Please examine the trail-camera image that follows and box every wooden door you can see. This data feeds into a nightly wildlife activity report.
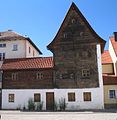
[46,92,54,110]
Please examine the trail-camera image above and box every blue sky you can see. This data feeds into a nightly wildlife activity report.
[0,0,117,56]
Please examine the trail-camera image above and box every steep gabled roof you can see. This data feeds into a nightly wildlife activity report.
[0,30,42,54]
[101,50,113,64]
[110,36,117,56]
[47,2,106,52]
[1,57,53,70]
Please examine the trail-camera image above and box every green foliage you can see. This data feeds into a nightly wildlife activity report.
[59,98,67,111]
[54,101,58,111]
[28,98,35,111]
[36,102,43,111]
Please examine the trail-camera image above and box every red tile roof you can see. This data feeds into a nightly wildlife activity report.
[1,57,53,70]
[103,74,117,85]
[110,36,117,56]
[101,50,112,64]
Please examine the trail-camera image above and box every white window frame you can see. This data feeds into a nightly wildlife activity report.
[13,44,18,51]
[109,90,116,99]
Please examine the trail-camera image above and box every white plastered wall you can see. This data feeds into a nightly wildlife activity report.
[0,40,26,59]
[25,40,39,58]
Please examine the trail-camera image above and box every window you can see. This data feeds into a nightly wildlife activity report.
[109,90,116,98]
[34,93,41,102]
[63,33,67,38]
[29,47,31,53]
[33,50,35,56]
[0,44,6,47]
[12,73,18,80]
[71,18,76,24]
[0,53,5,60]
[83,92,91,101]
[82,69,90,77]
[13,44,18,51]
[36,72,43,80]
[68,93,75,102]
[9,94,14,102]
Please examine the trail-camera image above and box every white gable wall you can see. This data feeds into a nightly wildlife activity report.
[25,40,39,58]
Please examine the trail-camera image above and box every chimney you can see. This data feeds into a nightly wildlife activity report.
[114,32,117,41]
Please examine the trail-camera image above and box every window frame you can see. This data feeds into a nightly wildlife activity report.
[0,53,5,60]
[109,90,116,99]
[12,44,18,51]
[68,92,75,102]
[29,47,31,53]
[83,92,91,102]
[9,94,15,102]
[34,93,41,102]
[0,43,6,48]
[12,73,18,80]
[36,72,43,80]
[82,69,90,77]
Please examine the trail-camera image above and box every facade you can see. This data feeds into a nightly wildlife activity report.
[102,33,117,108]
[1,3,106,110]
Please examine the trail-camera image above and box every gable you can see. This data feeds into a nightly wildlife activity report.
[47,2,106,52]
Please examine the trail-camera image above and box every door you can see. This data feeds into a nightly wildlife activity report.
[46,92,54,110]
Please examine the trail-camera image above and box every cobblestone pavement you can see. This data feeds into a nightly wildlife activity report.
[0,111,117,120]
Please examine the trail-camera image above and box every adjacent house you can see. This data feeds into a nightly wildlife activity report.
[102,33,117,108]
[1,3,106,110]
[0,30,42,60]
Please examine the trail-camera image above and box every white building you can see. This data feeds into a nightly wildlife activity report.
[0,30,42,60]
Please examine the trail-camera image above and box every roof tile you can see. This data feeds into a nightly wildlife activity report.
[101,50,112,64]
[1,57,53,70]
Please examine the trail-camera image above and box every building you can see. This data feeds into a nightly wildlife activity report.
[0,30,42,109]
[102,33,117,108]
[1,2,106,110]
[0,30,42,60]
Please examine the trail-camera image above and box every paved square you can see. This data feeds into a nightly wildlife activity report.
[0,111,117,120]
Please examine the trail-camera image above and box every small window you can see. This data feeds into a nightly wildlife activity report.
[36,72,43,80]
[13,44,18,51]
[34,93,41,102]
[0,53,5,60]
[9,94,14,102]
[0,44,6,47]
[33,50,35,56]
[83,92,91,101]
[68,93,75,102]
[63,33,67,38]
[12,73,18,80]
[29,47,31,53]
[82,69,90,77]
[71,19,76,24]
[109,90,116,98]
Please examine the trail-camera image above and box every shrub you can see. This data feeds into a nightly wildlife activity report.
[36,102,43,111]
[27,98,35,111]
[54,101,58,111]
[59,98,67,111]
